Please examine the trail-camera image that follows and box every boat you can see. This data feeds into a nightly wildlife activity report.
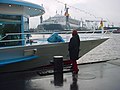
[36,5,87,33]
[0,0,108,73]
[37,14,81,32]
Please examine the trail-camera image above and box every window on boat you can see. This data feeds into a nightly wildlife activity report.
[0,14,22,47]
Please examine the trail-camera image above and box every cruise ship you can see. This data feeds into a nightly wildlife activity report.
[37,14,82,32]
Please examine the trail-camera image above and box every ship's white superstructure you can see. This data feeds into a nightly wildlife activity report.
[37,14,81,32]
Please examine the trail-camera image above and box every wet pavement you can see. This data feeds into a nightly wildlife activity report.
[78,34,120,64]
[0,60,120,90]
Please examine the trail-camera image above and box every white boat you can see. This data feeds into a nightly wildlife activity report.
[0,0,108,73]
[0,33,108,73]
[37,14,81,32]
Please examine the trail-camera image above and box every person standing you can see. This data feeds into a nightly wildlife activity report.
[68,30,80,74]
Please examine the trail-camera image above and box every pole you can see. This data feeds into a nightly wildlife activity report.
[53,56,63,86]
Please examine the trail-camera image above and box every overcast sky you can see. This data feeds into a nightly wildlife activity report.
[24,0,120,28]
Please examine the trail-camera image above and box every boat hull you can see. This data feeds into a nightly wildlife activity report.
[0,38,108,73]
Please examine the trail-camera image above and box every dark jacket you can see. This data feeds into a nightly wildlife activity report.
[68,35,80,60]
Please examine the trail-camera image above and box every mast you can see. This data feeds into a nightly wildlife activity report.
[64,4,70,30]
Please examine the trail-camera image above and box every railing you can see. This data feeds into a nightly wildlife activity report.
[0,33,29,47]
[0,32,107,47]
[0,33,53,47]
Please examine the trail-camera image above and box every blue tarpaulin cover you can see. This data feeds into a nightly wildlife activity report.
[47,33,65,42]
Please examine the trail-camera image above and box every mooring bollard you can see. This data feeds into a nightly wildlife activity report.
[53,56,63,86]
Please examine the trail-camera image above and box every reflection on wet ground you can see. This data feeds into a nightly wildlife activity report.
[0,61,120,90]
